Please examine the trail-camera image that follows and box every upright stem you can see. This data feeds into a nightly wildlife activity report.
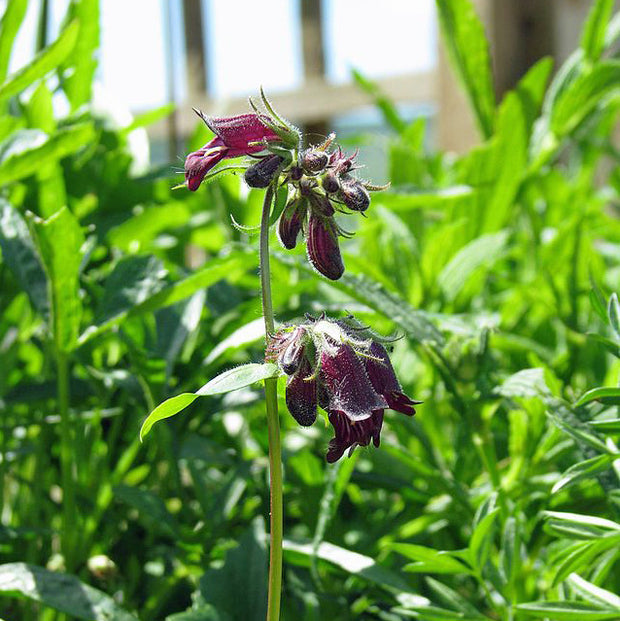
[260,186,283,621]
[57,350,76,571]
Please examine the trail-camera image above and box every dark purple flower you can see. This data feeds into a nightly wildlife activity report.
[244,154,284,188]
[307,214,344,280]
[185,113,282,191]
[268,316,420,462]
[278,198,306,250]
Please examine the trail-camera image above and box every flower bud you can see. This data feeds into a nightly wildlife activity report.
[338,179,370,212]
[289,164,303,181]
[307,215,344,280]
[244,154,283,188]
[285,357,317,426]
[280,327,305,374]
[321,172,340,194]
[301,149,329,173]
[278,198,305,250]
[308,191,334,217]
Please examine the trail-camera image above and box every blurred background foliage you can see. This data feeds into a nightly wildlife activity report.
[1,0,620,620]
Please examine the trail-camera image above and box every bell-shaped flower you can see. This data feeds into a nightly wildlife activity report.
[185,112,283,191]
[268,315,420,462]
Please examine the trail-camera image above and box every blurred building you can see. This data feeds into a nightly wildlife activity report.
[4,0,615,164]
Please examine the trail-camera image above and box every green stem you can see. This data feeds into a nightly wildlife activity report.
[260,185,283,621]
[57,350,76,571]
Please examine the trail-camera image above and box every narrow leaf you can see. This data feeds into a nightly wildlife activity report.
[391,543,472,575]
[575,386,620,407]
[0,20,79,102]
[607,292,620,339]
[30,207,85,352]
[552,455,614,493]
[0,124,95,186]
[516,601,620,620]
[581,0,615,61]
[0,0,28,82]
[140,363,279,440]
[0,201,49,316]
[195,363,279,396]
[438,231,509,300]
[435,0,495,137]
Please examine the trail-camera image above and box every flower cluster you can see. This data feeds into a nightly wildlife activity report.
[267,315,420,462]
[184,92,384,280]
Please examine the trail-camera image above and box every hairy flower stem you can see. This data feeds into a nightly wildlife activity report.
[260,185,283,621]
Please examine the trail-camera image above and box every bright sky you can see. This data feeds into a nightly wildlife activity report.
[4,0,436,111]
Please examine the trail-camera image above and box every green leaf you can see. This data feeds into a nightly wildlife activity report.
[96,255,168,324]
[438,231,509,300]
[30,207,85,352]
[204,318,265,365]
[516,601,620,620]
[352,69,406,133]
[122,104,175,135]
[318,268,444,345]
[576,386,620,407]
[467,508,499,571]
[199,519,267,621]
[544,511,620,539]
[139,393,199,441]
[62,0,99,109]
[435,0,495,138]
[495,368,551,399]
[607,292,620,339]
[0,0,28,82]
[378,186,474,211]
[0,201,49,317]
[283,539,428,603]
[195,363,279,396]
[80,253,246,344]
[589,418,620,433]
[0,124,95,186]
[552,454,614,493]
[0,562,138,620]
[113,484,178,538]
[551,61,620,137]
[0,20,79,102]
[425,577,488,618]
[167,605,226,621]
[139,363,279,440]
[581,0,615,61]
[589,281,608,322]
[391,543,472,575]
[567,573,620,609]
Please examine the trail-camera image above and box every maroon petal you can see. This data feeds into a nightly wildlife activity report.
[365,341,420,416]
[278,199,306,250]
[307,215,344,280]
[319,343,387,421]
[184,136,228,191]
[285,357,317,427]
[206,113,280,150]
[326,409,384,462]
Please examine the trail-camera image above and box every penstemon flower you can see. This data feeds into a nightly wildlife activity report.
[267,314,420,462]
[184,91,385,280]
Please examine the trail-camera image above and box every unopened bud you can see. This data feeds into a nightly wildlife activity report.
[278,199,305,249]
[301,149,329,173]
[321,172,340,194]
[308,192,334,217]
[338,179,370,212]
[307,215,344,280]
[244,154,283,188]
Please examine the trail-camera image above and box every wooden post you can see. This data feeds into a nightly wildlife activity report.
[300,0,329,142]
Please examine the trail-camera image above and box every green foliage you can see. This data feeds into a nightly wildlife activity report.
[1,1,620,620]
